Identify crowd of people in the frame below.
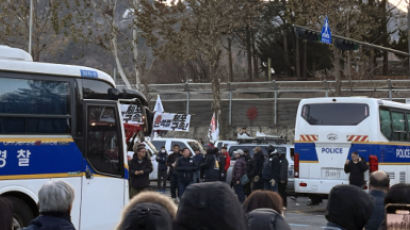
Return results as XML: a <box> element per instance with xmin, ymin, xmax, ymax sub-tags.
<box><xmin>128</xmin><ymin>142</ymin><xmax>289</xmax><ymax>207</ymax></box>
<box><xmin>1</xmin><ymin>144</ymin><xmax>409</xmax><ymax>230</ymax></box>
<box><xmin>1</xmin><ymin>176</ymin><xmax>408</xmax><ymax>230</ymax></box>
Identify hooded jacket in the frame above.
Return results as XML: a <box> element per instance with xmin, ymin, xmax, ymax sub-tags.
<box><xmin>156</xmin><ymin>151</ymin><xmax>168</xmax><ymax>172</ymax></box>
<box><xmin>247</xmin><ymin>208</ymin><xmax>291</xmax><ymax>230</ymax></box>
<box><xmin>262</xmin><ymin>153</ymin><xmax>280</xmax><ymax>182</ymax></box>
<box><xmin>116</xmin><ymin>191</ymin><xmax>177</xmax><ymax>230</ymax></box>
<box><xmin>175</xmin><ymin>182</ymin><xmax>247</xmax><ymax>230</ymax></box>
<box><xmin>23</xmin><ymin>212</ymin><xmax>75</xmax><ymax>230</ymax></box>
<box><xmin>326</xmin><ymin>185</ymin><xmax>374</xmax><ymax>230</ymax></box>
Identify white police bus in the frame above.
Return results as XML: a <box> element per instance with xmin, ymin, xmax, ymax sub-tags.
<box><xmin>294</xmin><ymin>97</ymin><xmax>410</xmax><ymax>200</ymax></box>
<box><xmin>0</xmin><ymin>46</ymin><xmax>151</xmax><ymax>229</ymax></box>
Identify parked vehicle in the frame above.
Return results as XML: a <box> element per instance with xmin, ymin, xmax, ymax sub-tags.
<box><xmin>151</xmin><ymin>137</ymin><xmax>205</xmax><ymax>154</ymax></box>
<box><xmin>214</xmin><ymin>140</ymin><xmax>239</xmax><ymax>150</ymax></box>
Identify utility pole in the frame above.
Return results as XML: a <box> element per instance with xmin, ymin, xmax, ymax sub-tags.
<box><xmin>408</xmin><ymin>2</ymin><xmax>410</xmax><ymax>74</ymax></box>
<box><xmin>28</xmin><ymin>0</ymin><xmax>33</xmax><ymax>55</ymax></box>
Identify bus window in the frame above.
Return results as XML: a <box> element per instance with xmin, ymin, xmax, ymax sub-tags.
<box><xmin>380</xmin><ymin>109</ymin><xmax>392</xmax><ymax>140</ymax></box>
<box><xmin>391</xmin><ymin>111</ymin><xmax>406</xmax><ymax>141</ymax></box>
<box><xmin>0</xmin><ymin>77</ymin><xmax>70</xmax><ymax>134</ymax></box>
<box><xmin>302</xmin><ymin>103</ymin><xmax>368</xmax><ymax>125</ymax></box>
<box><xmin>87</xmin><ymin>105</ymin><xmax>122</xmax><ymax>177</ymax></box>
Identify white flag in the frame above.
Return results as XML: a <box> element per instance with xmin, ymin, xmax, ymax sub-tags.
<box><xmin>208</xmin><ymin>113</ymin><xmax>219</xmax><ymax>143</ymax></box>
<box><xmin>153</xmin><ymin>95</ymin><xmax>164</xmax><ymax>113</ymax></box>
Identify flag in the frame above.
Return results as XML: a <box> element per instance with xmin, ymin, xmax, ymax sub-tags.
<box><xmin>153</xmin><ymin>95</ymin><xmax>164</xmax><ymax>113</ymax></box>
<box><xmin>208</xmin><ymin>113</ymin><xmax>219</xmax><ymax>143</ymax></box>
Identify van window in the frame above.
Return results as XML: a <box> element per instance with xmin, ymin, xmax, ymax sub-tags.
<box><xmin>152</xmin><ymin>141</ymin><xmax>166</xmax><ymax>151</ymax></box>
<box><xmin>171</xmin><ymin>141</ymin><xmax>187</xmax><ymax>151</ymax></box>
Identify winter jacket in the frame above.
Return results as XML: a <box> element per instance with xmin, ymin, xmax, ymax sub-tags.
<box><xmin>247</xmin><ymin>208</ymin><xmax>291</xmax><ymax>230</ymax></box>
<box><xmin>232</xmin><ymin>157</ymin><xmax>247</xmax><ymax>183</ymax></box>
<box><xmin>279</xmin><ymin>155</ymin><xmax>289</xmax><ymax>183</ymax></box>
<box><xmin>129</xmin><ymin>155</ymin><xmax>153</xmax><ymax>189</ymax></box>
<box><xmin>176</xmin><ymin>157</ymin><xmax>197</xmax><ymax>184</ymax></box>
<box><xmin>262</xmin><ymin>154</ymin><xmax>280</xmax><ymax>182</ymax></box>
<box><xmin>23</xmin><ymin>213</ymin><xmax>75</xmax><ymax>230</ymax></box>
<box><xmin>116</xmin><ymin>191</ymin><xmax>177</xmax><ymax>230</ymax></box>
<box><xmin>166</xmin><ymin>152</ymin><xmax>181</xmax><ymax>175</ymax></box>
<box><xmin>156</xmin><ymin>151</ymin><xmax>168</xmax><ymax>172</ymax></box>
<box><xmin>326</xmin><ymin>184</ymin><xmax>374</xmax><ymax>230</ymax></box>
<box><xmin>365</xmin><ymin>190</ymin><xmax>386</xmax><ymax>230</ymax></box>
<box><xmin>200</xmin><ymin>153</ymin><xmax>220</xmax><ymax>182</ymax></box>
<box><xmin>249</xmin><ymin>151</ymin><xmax>265</xmax><ymax>178</ymax></box>
<box><xmin>344</xmin><ymin>159</ymin><xmax>368</xmax><ymax>187</ymax></box>
<box><xmin>174</xmin><ymin>182</ymin><xmax>247</xmax><ymax>230</ymax></box>
<box><xmin>193</xmin><ymin>154</ymin><xmax>204</xmax><ymax>168</ymax></box>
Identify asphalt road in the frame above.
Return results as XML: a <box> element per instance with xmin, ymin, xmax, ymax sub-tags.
<box><xmin>149</xmin><ymin>182</ymin><xmax>328</xmax><ymax>229</ymax></box>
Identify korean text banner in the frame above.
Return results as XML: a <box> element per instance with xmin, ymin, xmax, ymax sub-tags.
<box><xmin>153</xmin><ymin>113</ymin><xmax>191</xmax><ymax>132</ymax></box>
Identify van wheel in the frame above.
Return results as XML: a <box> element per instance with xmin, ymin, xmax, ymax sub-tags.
<box><xmin>7</xmin><ymin>196</ymin><xmax>35</xmax><ymax>229</ymax></box>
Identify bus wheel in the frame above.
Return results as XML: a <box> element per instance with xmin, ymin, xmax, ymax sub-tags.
<box><xmin>7</xmin><ymin>196</ymin><xmax>35</xmax><ymax>229</ymax></box>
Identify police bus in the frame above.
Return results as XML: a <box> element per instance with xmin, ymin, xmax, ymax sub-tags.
<box><xmin>0</xmin><ymin>46</ymin><xmax>151</xmax><ymax>229</ymax></box>
<box><xmin>294</xmin><ymin>97</ymin><xmax>410</xmax><ymax>200</ymax></box>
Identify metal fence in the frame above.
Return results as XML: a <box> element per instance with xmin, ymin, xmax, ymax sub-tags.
<box><xmin>118</xmin><ymin>79</ymin><xmax>410</xmax><ymax>138</ymax></box>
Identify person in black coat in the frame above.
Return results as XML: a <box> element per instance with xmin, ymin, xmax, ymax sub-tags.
<box><xmin>262</xmin><ymin>146</ymin><xmax>280</xmax><ymax>192</ymax></box>
<box><xmin>192</xmin><ymin>149</ymin><xmax>204</xmax><ymax>183</ymax></box>
<box><xmin>0</xmin><ymin>197</ymin><xmax>13</xmax><ymax>230</ymax></box>
<box><xmin>365</xmin><ymin>171</ymin><xmax>390</xmax><ymax>230</ymax></box>
<box><xmin>278</xmin><ymin>151</ymin><xmax>289</xmax><ymax>208</ymax></box>
<box><xmin>249</xmin><ymin>147</ymin><xmax>265</xmax><ymax>191</ymax></box>
<box><xmin>166</xmin><ymin>144</ymin><xmax>181</xmax><ymax>199</ymax></box>
<box><xmin>129</xmin><ymin>144</ymin><xmax>153</xmax><ymax>197</ymax></box>
<box><xmin>156</xmin><ymin>146</ymin><xmax>168</xmax><ymax>192</ymax></box>
<box><xmin>200</xmin><ymin>148</ymin><xmax>220</xmax><ymax>182</ymax></box>
<box><xmin>175</xmin><ymin>148</ymin><xmax>197</xmax><ymax>198</ymax></box>
<box><xmin>344</xmin><ymin>152</ymin><xmax>368</xmax><ymax>187</ymax></box>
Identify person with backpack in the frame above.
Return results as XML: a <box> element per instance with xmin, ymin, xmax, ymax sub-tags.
<box><xmin>262</xmin><ymin>146</ymin><xmax>280</xmax><ymax>192</ymax></box>
<box><xmin>200</xmin><ymin>148</ymin><xmax>221</xmax><ymax>182</ymax></box>
<box><xmin>232</xmin><ymin>149</ymin><xmax>247</xmax><ymax>202</ymax></box>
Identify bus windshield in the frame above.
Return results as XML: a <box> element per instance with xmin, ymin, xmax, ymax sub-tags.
<box><xmin>302</xmin><ymin>103</ymin><xmax>369</xmax><ymax>126</ymax></box>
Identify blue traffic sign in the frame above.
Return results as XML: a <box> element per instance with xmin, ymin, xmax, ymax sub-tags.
<box><xmin>321</xmin><ymin>16</ymin><xmax>332</xmax><ymax>44</ymax></box>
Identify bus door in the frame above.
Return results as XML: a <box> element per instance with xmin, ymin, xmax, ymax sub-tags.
<box><xmin>80</xmin><ymin>100</ymin><xmax>125</xmax><ymax>230</ymax></box>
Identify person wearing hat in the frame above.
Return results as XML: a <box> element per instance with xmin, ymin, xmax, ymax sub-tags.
<box><xmin>129</xmin><ymin>143</ymin><xmax>153</xmax><ymax>197</ymax></box>
<box><xmin>262</xmin><ymin>146</ymin><xmax>281</xmax><ymax>192</ymax></box>
<box><xmin>116</xmin><ymin>191</ymin><xmax>177</xmax><ymax>230</ymax></box>
<box><xmin>232</xmin><ymin>149</ymin><xmax>247</xmax><ymax>202</ymax></box>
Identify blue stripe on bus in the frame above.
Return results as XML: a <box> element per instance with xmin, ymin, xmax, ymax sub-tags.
<box><xmin>0</xmin><ymin>142</ymin><xmax>130</xmax><ymax>178</ymax></box>
<box><xmin>295</xmin><ymin>142</ymin><xmax>410</xmax><ymax>163</ymax></box>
